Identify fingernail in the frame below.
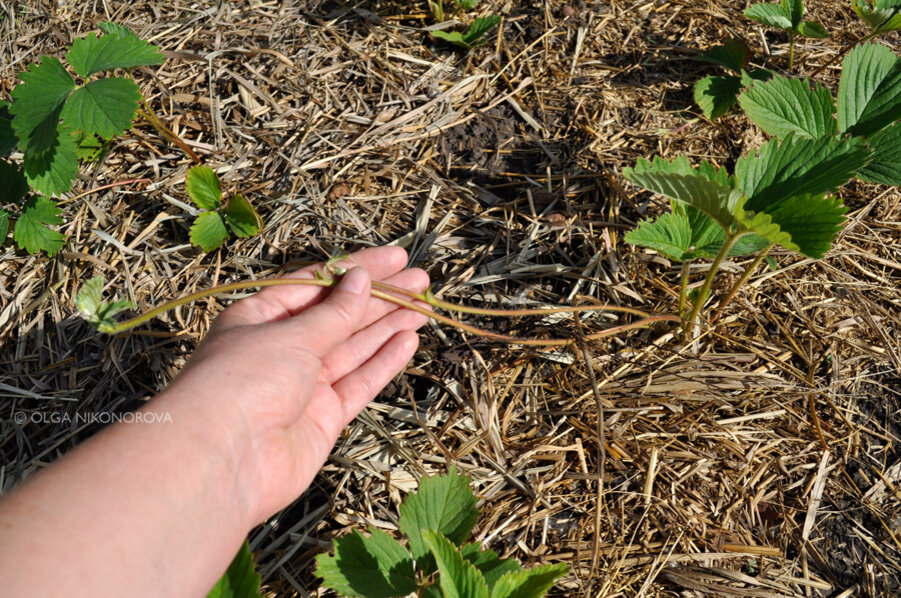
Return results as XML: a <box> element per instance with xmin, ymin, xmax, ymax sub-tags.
<box><xmin>340</xmin><ymin>267</ymin><xmax>368</xmax><ymax>295</ymax></box>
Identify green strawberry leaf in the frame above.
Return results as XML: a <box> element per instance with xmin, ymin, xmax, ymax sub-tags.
<box><xmin>625</xmin><ymin>212</ymin><xmax>695</xmax><ymax>261</ymax></box>
<box><xmin>463</xmin><ymin>16</ymin><xmax>501</xmax><ymax>45</ymax></box>
<box><xmin>75</xmin><ymin>133</ymin><xmax>105</xmax><ymax>162</ymax></box>
<box><xmin>186</xmin><ymin>165</ymin><xmax>222</xmax><ymax>210</ymax></box>
<box><xmin>672</xmin><ymin>202</ymin><xmax>731</xmax><ymax>258</ymax></box>
<box><xmin>423</xmin><ymin>530</ymin><xmax>489</xmax><ymax>598</ymax></box>
<box><xmin>735</xmin><ymin>135</ymin><xmax>871</xmax><ymax>213</ymax></box>
<box><xmin>190</xmin><ymin>211</ymin><xmax>229</xmax><ymax>252</ymax></box>
<box><xmin>0</xmin><ymin>209</ymin><xmax>9</xmax><ymax>243</ymax></box>
<box><xmin>314</xmin><ymin>528</ymin><xmax>417</xmax><ymax>598</ymax></box>
<box><xmin>223</xmin><ymin>194</ymin><xmax>261</xmax><ymax>238</ymax></box>
<box><xmin>0</xmin><ymin>101</ymin><xmax>16</xmax><ymax>156</ymax></box>
<box><xmin>98</xmin><ymin>22</ymin><xmax>139</xmax><ymax>37</ymax></box>
<box><xmin>23</xmin><ymin>126</ymin><xmax>79</xmax><ymax>196</ymax></box>
<box><xmin>694</xmin><ymin>75</ymin><xmax>741</xmax><ymax>120</ymax></box>
<box><xmin>489</xmin><ymin>563</ymin><xmax>569</xmax><ymax>598</ymax></box>
<box><xmin>738</xmin><ymin>75</ymin><xmax>837</xmax><ymax>139</ymax></box>
<box><xmin>744</xmin><ymin>3</ymin><xmax>793</xmax><ymax>30</ymax></box>
<box><xmin>858</xmin><ymin>120</ymin><xmax>901</xmax><ymax>186</ymax></box>
<box><xmin>782</xmin><ymin>0</ymin><xmax>804</xmax><ymax>28</ymax></box>
<box><xmin>624</xmin><ymin>155</ymin><xmax>734</xmax><ymax>187</ymax></box>
<box><xmin>797</xmin><ymin>20</ymin><xmax>829</xmax><ymax>37</ymax></box>
<box><xmin>622</xmin><ymin>160</ymin><xmax>743</xmax><ymax>233</ymax></box>
<box><xmin>695</xmin><ymin>38</ymin><xmax>751</xmax><ymax>72</ymax></box>
<box><xmin>61</xmin><ymin>77</ymin><xmax>142</xmax><ymax>139</ymax></box>
<box><xmin>431</xmin><ymin>30</ymin><xmax>472</xmax><ymax>48</ymax></box>
<box><xmin>837</xmin><ymin>43</ymin><xmax>901</xmax><ymax>137</ymax></box>
<box><xmin>10</xmin><ymin>56</ymin><xmax>75</xmax><ymax>156</ymax></box>
<box><xmin>206</xmin><ymin>541</ymin><xmax>262</xmax><ymax>598</ymax></box>
<box><xmin>66</xmin><ymin>31</ymin><xmax>165</xmax><ymax>79</ymax></box>
<box><xmin>398</xmin><ymin>467</ymin><xmax>479</xmax><ymax>564</ymax></box>
<box><xmin>14</xmin><ymin>195</ymin><xmax>65</xmax><ymax>255</ymax></box>
<box><xmin>0</xmin><ymin>160</ymin><xmax>29</xmax><ymax>204</ymax></box>
<box><xmin>740</xmin><ymin>68</ymin><xmax>775</xmax><ymax>87</ymax></box>
<box><xmin>852</xmin><ymin>0</ymin><xmax>901</xmax><ymax>33</ymax></box>
<box><xmin>736</xmin><ymin>193</ymin><xmax>847</xmax><ymax>258</ymax></box>
<box><xmin>460</xmin><ymin>543</ymin><xmax>522</xmax><ymax>592</ymax></box>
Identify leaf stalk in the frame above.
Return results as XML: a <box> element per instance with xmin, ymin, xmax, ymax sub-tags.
<box><xmin>138</xmin><ymin>97</ymin><xmax>202</xmax><ymax>164</ymax></box>
<box><xmin>711</xmin><ymin>245</ymin><xmax>773</xmax><ymax>323</ymax></box>
<box><xmin>682</xmin><ymin>233</ymin><xmax>743</xmax><ymax>337</ymax></box>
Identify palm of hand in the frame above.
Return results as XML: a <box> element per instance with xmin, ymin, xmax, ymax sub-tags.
<box><xmin>166</xmin><ymin>247</ymin><xmax>429</xmax><ymax>522</ymax></box>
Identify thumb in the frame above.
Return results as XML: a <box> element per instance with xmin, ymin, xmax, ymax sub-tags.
<box><xmin>278</xmin><ymin>266</ymin><xmax>372</xmax><ymax>355</ymax></box>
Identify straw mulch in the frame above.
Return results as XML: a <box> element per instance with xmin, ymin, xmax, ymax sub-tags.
<box><xmin>2</xmin><ymin>0</ymin><xmax>900</xmax><ymax>596</ymax></box>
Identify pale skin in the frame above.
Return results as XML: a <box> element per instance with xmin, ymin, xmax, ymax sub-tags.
<box><xmin>0</xmin><ymin>246</ymin><xmax>430</xmax><ymax>597</ymax></box>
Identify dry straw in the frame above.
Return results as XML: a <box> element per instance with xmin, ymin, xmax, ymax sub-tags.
<box><xmin>1</xmin><ymin>0</ymin><xmax>900</xmax><ymax>595</ymax></box>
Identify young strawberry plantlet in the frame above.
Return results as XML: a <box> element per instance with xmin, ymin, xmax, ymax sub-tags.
<box><xmin>315</xmin><ymin>467</ymin><xmax>568</xmax><ymax>598</ymax></box>
<box><xmin>624</xmin><ymin>134</ymin><xmax>870</xmax><ymax>336</ymax></box>
<box><xmin>8</xmin><ymin>23</ymin><xmax>165</xmax><ymax>197</ymax></box>
<box><xmin>428</xmin><ymin>0</ymin><xmax>501</xmax><ymax>49</ymax></box>
<box><xmin>852</xmin><ymin>0</ymin><xmax>901</xmax><ymax>35</ymax></box>
<box><xmin>185</xmin><ymin>165</ymin><xmax>262</xmax><ymax>252</ymax></box>
<box><xmin>744</xmin><ymin>0</ymin><xmax>828</xmax><ymax>70</ymax></box>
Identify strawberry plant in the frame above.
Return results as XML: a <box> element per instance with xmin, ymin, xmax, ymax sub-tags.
<box><xmin>8</xmin><ymin>22</ymin><xmax>164</xmax><ymax>197</ymax></box>
<box><xmin>629</xmin><ymin>42</ymin><xmax>901</xmax><ymax>335</ymax></box>
<box><xmin>624</xmin><ymin>137</ymin><xmax>865</xmax><ymax>335</ymax></box>
<box><xmin>185</xmin><ymin>166</ymin><xmax>262</xmax><ymax>252</ymax></box>
<box><xmin>696</xmin><ymin>2</ymin><xmax>901</xmax><ymax>122</ymax></box>
<box><xmin>1</xmin><ymin>23</ymin><xmax>257</xmax><ymax>256</ymax></box>
<box><xmin>744</xmin><ymin>0</ymin><xmax>828</xmax><ymax>70</ymax></box>
<box><xmin>852</xmin><ymin>0</ymin><xmax>901</xmax><ymax>35</ymax></box>
<box><xmin>428</xmin><ymin>0</ymin><xmax>501</xmax><ymax>49</ymax></box>
<box><xmin>315</xmin><ymin>467</ymin><xmax>568</xmax><ymax>598</ymax></box>
<box><xmin>0</xmin><ymin>23</ymin><xmax>168</xmax><ymax>255</ymax></box>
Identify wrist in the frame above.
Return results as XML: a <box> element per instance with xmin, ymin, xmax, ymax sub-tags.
<box><xmin>146</xmin><ymin>386</ymin><xmax>258</xmax><ymax>529</ymax></box>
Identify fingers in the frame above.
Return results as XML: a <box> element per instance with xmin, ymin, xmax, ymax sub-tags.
<box><xmin>214</xmin><ymin>246</ymin><xmax>414</xmax><ymax>330</ymax></box>
<box><xmin>320</xmin><ymin>305</ymin><xmax>429</xmax><ymax>383</ymax></box>
<box><xmin>358</xmin><ymin>268</ymin><xmax>430</xmax><ymax>329</ymax></box>
<box><xmin>274</xmin><ymin>267</ymin><xmax>372</xmax><ymax>355</ymax></box>
<box><xmin>331</xmin><ymin>330</ymin><xmax>420</xmax><ymax>427</ymax></box>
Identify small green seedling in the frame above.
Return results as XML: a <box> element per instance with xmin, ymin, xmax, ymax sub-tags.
<box><xmin>852</xmin><ymin>0</ymin><xmax>901</xmax><ymax>35</ymax></box>
<box><xmin>315</xmin><ymin>467</ymin><xmax>569</xmax><ymax>598</ymax></box>
<box><xmin>431</xmin><ymin>16</ymin><xmax>501</xmax><ymax>49</ymax></box>
<box><xmin>693</xmin><ymin>38</ymin><xmax>773</xmax><ymax>120</ymax></box>
<box><xmin>744</xmin><ymin>0</ymin><xmax>828</xmax><ymax>70</ymax></box>
<box><xmin>428</xmin><ymin>0</ymin><xmax>501</xmax><ymax>49</ymax></box>
<box><xmin>186</xmin><ymin>165</ymin><xmax>262</xmax><ymax>252</ymax></box>
<box><xmin>207</xmin><ymin>541</ymin><xmax>262</xmax><ymax>598</ymax></box>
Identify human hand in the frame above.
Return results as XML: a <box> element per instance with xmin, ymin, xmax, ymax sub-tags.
<box><xmin>156</xmin><ymin>246</ymin><xmax>430</xmax><ymax>525</ymax></box>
